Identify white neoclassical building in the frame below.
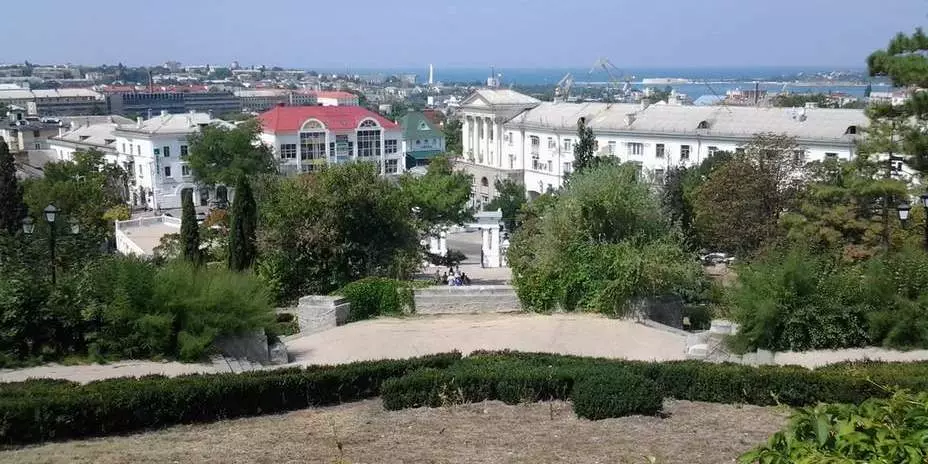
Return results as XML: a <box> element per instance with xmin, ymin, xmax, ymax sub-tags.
<box><xmin>258</xmin><ymin>105</ymin><xmax>405</xmax><ymax>176</ymax></box>
<box><xmin>458</xmin><ymin>89</ymin><xmax>868</xmax><ymax>200</ymax></box>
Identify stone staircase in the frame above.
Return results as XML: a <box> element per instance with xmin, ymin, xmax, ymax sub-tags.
<box><xmin>210</xmin><ymin>355</ymin><xmax>266</xmax><ymax>374</ymax></box>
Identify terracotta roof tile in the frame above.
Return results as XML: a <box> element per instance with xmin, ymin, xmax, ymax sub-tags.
<box><xmin>258</xmin><ymin>105</ymin><xmax>398</xmax><ymax>133</ymax></box>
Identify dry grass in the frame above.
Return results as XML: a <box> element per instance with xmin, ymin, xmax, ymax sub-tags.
<box><xmin>0</xmin><ymin>399</ymin><xmax>788</xmax><ymax>464</ymax></box>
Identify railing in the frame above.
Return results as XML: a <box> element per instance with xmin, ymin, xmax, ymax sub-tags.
<box><xmin>114</xmin><ymin>215</ymin><xmax>181</xmax><ymax>232</ymax></box>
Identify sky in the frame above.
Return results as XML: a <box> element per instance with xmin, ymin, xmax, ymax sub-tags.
<box><xmin>7</xmin><ymin>0</ymin><xmax>928</xmax><ymax>69</ymax></box>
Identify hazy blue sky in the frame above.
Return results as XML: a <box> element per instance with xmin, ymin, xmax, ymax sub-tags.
<box><xmin>7</xmin><ymin>0</ymin><xmax>927</xmax><ymax>69</ymax></box>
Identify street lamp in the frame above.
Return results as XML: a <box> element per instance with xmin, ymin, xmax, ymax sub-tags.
<box><xmin>921</xmin><ymin>192</ymin><xmax>928</xmax><ymax>251</ymax></box>
<box><xmin>22</xmin><ymin>204</ymin><xmax>79</xmax><ymax>285</ymax></box>
<box><xmin>897</xmin><ymin>202</ymin><xmax>911</xmax><ymax>228</ymax></box>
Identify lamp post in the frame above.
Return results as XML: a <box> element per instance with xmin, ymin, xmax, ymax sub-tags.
<box><xmin>22</xmin><ymin>205</ymin><xmax>79</xmax><ymax>285</ymax></box>
<box><xmin>921</xmin><ymin>193</ymin><xmax>928</xmax><ymax>252</ymax></box>
<box><xmin>897</xmin><ymin>202</ymin><xmax>912</xmax><ymax>229</ymax></box>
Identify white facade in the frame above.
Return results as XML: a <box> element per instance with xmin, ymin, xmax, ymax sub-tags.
<box><xmin>314</xmin><ymin>91</ymin><xmax>360</xmax><ymax>107</ymax></box>
<box><xmin>460</xmin><ymin>90</ymin><xmax>867</xmax><ymax>197</ymax></box>
<box><xmin>259</xmin><ymin>106</ymin><xmax>405</xmax><ymax>176</ymax></box>
<box><xmin>113</xmin><ymin>111</ymin><xmax>231</xmax><ymax>210</ymax></box>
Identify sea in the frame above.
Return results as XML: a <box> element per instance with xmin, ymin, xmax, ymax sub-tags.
<box><xmin>324</xmin><ymin>66</ymin><xmax>884</xmax><ymax>99</ymax></box>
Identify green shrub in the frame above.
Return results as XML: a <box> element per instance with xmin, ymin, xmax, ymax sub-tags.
<box><xmin>572</xmin><ymin>371</ymin><xmax>663</xmax><ymax>420</ymax></box>
<box><xmin>0</xmin><ymin>352</ymin><xmax>461</xmax><ymax>445</ymax></box>
<box><xmin>335</xmin><ymin>277</ymin><xmax>413</xmax><ymax>322</ymax></box>
<box><xmin>740</xmin><ymin>389</ymin><xmax>928</xmax><ymax>463</ymax></box>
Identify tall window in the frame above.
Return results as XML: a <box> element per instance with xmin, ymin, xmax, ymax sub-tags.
<box><xmin>530</xmin><ymin>136</ymin><xmax>540</xmax><ymax>155</ymax></box>
<box><xmin>563</xmin><ymin>138</ymin><xmax>572</xmax><ymax>151</ymax></box>
<box><xmin>656</xmin><ymin>143</ymin><xmax>665</xmax><ymax>158</ymax></box>
<box><xmin>627</xmin><ymin>142</ymin><xmax>643</xmax><ymax>156</ymax></box>
<box><xmin>385</xmin><ymin>139</ymin><xmax>398</xmax><ymax>154</ymax></box>
<box><xmin>182</xmin><ymin>164</ymin><xmax>191</xmax><ymax>176</ymax></box>
<box><xmin>385</xmin><ymin>159</ymin><xmax>399</xmax><ymax>174</ymax></box>
<box><xmin>607</xmin><ymin>141</ymin><xmax>616</xmax><ymax>155</ymax></box>
<box><xmin>708</xmin><ymin>146</ymin><xmax>718</xmax><ymax>157</ymax></box>
<box><xmin>163</xmin><ymin>146</ymin><xmax>171</xmax><ymax>157</ymax></box>
<box><xmin>357</xmin><ymin>127</ymin><xmax>381</xmax><ymax>158</ymax></box>
<box><xmin>300</xmin><ymin>132</ymin><xmax>326</xmax><ymax>161</ymax></box>
<box><xmin>680</xmin><ymin>145</ymin><xmax>691</xmax><ymax>160</ymax></box>
<box><xmin>334</xmin><ymin>134</ymin><xmax>351</xmax><ymax>157</ymax></box>
<box><xmin>280</xmin><ymin>143</ymin><xmax>297</xmax><ymax>159</ymax></box>
<box><xmin>507</xmin><ymin>132</ymin><xmax>514</xmax><ymax>146</ymax></box>
<box><xmin>654</xmin><ymin>168</ymin><xmax>665</xmax><ymax>184</ymax></box>
<box><xmin>547</xmin><ymin>137</ymin><xmax>556</xmax><ymax>149</ymax></box>
<box><xmin>163</xmin><ymin>166</ymin><xmax>171</xmax><ymax>177</ymax></box>
<box><xmin>180</xmin><ymin>145</ymin><xmax>188</xmax><ymax>158</ymax></box>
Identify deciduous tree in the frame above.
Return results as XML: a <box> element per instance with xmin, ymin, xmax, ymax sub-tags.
<box><xmin>442</xmin><ymin>118</ymin><xmax>463</xmax><ymax>155</ymax></box>
<box><xmin>485</xmin><ymin>179</ymin><xmax>526</xmax><ymax>232</ymax></box>
<box><xmin>399</xmin><ymin>156</ymin><xmax>472</xmax><ymax>235</ymax></box>
<box><xmin>186</xmin><ymin>119</ymin><xmax>275</xmax><ymax>185</ymax></box>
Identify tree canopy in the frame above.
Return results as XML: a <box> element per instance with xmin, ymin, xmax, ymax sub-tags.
<box><xmin>0</xmin><ymin>138</ymin><xmax>23</xmax><ymax>235</ymax></box>
<box><xmin>485</xmin><ymin>178</ymin><xmax>526</xmax><ymax>232</ymax></box>
<box><xmin>186</xmin><ymin>119</ymin><xmax>276</xmax><ymax>185</ymax></box>
<box><xmin>508</xmin><ymin>162</ymin><xmax>702</xmax><ymax>314</ymax></box>
<box><xmin>442</xmin><ymin>118</ymin><xmax>463</xmax><ymax>155</ymax></box>
<box><xmin>399</xmin><ymin>156</ymin><xmax>473</xmax><ymax>234</ymax></box>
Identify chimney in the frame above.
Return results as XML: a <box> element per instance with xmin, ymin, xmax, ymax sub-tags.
<box><xmin>161</xmin><ymin>110</ymin><xmax>169</xmax><ymax>118</ymax></box>
<box><xmin>136</xmin><ymin>116</ymin><xmax>143</xmax><ymax>128</ymax></box>
<box><xmin>624</xmin><ymin>113</ymin><xmax>636</xmax><ymax>126</ymax></box>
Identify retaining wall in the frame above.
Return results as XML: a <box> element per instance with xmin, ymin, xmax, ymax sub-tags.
<box><xmin>413</xmin><ymin>285</ymin><xmax>522</xmax><ymax>315</ymax></box>
<box><xmin>296</xmin><ymin>296</ymin><xmax>351</xmax><ymax>335</ymax></box>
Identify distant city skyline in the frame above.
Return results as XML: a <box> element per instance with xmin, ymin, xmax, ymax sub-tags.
<box><xmin>5</xmin><ymin>0</ymin><xmax>927</xmax><ymax>69</ymax></box>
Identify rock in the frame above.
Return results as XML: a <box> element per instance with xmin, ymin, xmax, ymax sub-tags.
<box><xmin>269</xmin><ymin>341</ymin><xmax>289</xmax><ymax>365</ymax></box>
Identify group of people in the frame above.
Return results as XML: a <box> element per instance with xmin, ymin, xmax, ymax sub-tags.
<box><xmin>435</xmin><ymin>269</ymin><xmax>472</xmax><ymax>286</ymax></box>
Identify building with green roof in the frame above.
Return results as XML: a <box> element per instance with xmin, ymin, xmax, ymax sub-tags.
<box><xmin>400</xmin><ymin>111</ymin><xmax>446</xmax><ymax>168</ymax></box>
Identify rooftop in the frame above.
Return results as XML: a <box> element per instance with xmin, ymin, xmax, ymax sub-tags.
<box><xmin>312</xmin><ymin>91</ymin><xmax>359</xmax><ymax>100</ymax></box>
<box><xmin>259</xmin><ymin>105</ymin><xmax>398</xmax><ymax>133</ymax></box>
<box><xmin>51</xmin><ymin>122</ymin><xmax>119</xmax><ymax>150</ymax></box>
<box><xmin>463</xmin><ymin>89</ymin><xmax>541</xmax><ymax>107</ymax></box>
<box><xmin>400</xmin><ymin>111</ymin><xmax>442</xmax><ymax>140</ymax></box>
<box><xmin>115</xmin><ymin>111</ymin><xmax>230</xmax><ymax>136</ymax></box>
<box><xmin>509</xmin><ymin>100</ymin><xmax>867</xmax><ymax>142</ymax></box>
<box><xmin>0</xmin><ymin>88</ymin><xmax>103</xmax><ymax>100</ymax></box>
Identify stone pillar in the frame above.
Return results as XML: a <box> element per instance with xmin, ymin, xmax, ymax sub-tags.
<box><xmin>484</xmin><ymin>117</ymin><xmax>492</xmax><ymax>165</ymax></box>
<box><xmin>488</xmin><ymin>226</ymin><xmax>501</xmax><ymax>268</ymax></box>
<box><xmin>482</xmin><ymin>228</ymin><xmax>490</xmax><ymax>266</ymax></box>
<box><xmin>462</xmin><ymin>117</ymin><xmax>470</xmax><ymax>157</ymax></box>
<box><xmin>438</xmin><ymin>230</ymin><xmax>448</xmax><ymax>256</ymax></box>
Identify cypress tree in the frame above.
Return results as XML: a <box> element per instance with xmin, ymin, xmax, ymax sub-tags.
<box><xmin>180</xmin><ymin>190</ymin><xmax>201</xmax><ymax>265</ymax></box>
<box><xmin>0</xmin><ymin>138</ymin><xmax>24</xmax><ymax>234</ymax></box>
<box><xmin>228</xmin><ymin>176</ymin><xmax>257</xmax><ymax>271</ymax></box>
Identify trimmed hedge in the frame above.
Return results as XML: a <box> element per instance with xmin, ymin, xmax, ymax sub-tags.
<box><xmin>0</xmin><ymin>352</ymin><xmax>461</xmax><ymax>446</ymax></box>
<box><xmin>382</xmin><ymin>351</ymin><xmax>928</xmax><ymax>414</ymax></box>
<box><xmin>572</xmin><ymin>371</ymin><xmax>663</xmax><ymax>420</ymax></box>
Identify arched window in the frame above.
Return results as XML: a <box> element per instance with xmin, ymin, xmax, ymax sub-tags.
<box><xmin>845</xmin><ymin>125</ymin><xmax>858</xmax><ymax>135</ymax></box>
<box><xmin>697</xmin><ymin>120</ymin><xmax>710</xmax><ymax>129</ymax></box>
<box><xmin>481</xmin><ymin>177</ymin><xmax>489</xmax><ymax>187</ymax></box>
<box><xmin>359</xmin><ymin>119</ymin><xmax>379</xmax><ymax>128</ymax></box>
<box><xmin>301</xmin><ymin>119</ymin><xmax>325</xmax><ymax>131</ymax></box>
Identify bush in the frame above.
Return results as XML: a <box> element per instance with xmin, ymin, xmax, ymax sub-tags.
<box><xmin>728</xmin><ymin>245</ymin><xmax>928</xmax><ymax>352</ymax></box>
<box><xmin>0</xmin><ymin>352</ymin><xmax>461</xmax><ymax>445</ymax></box>
<box><xmin>572</xmin><ymin>371</ymin><xmax>663</xmax><ymax>420</ymax></box>
<box><xmin>335</xmin><ymin>277</ymin><xmax>413</xmax><ymax>322</ymax></box>
<box><xmin>740</xmin><ymin>389</ymin><xmax>928</xmax><ymax>463</ymax></box>
<box><xmin>508</xmin><ymin>162</ymin><xmax>704</xmax><ymax>314</ymax></box>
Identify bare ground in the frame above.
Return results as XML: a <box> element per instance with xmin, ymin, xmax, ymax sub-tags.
<box><xmin>0</xmin><ymin>399</ymin><xmax>788</xmax><ymax>464</ymax></box>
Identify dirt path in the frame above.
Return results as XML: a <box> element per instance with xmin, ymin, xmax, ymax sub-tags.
<box><xmin>0</xmin><ymin>399</ymin><xmax>788</xmax><ymax>464</ymax></box>
<box><xmin>0</xmin><ymin>313</ymin><xmax>688</xmax><ymax>383</ymax></box>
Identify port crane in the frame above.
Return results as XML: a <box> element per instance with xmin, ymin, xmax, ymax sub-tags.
<box><xmin>554</xmin><ymin>73</ymin><xmax>573</xmax><ymax>102</ymax></box>
<box><xmin>589</xmin><ymin>57</ymin><xmax>634</xmax><ymax>101</ymax></box>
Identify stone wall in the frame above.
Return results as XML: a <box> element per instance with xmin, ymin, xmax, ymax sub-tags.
<box><xmin>414</xmin><ymin>285</ymin><xmax>522</xmax><ymax>315</ymax></box>
<box><xmin>296</xmin><ymin>296</ymin><xmax>351</xmax><ymax>335</ymax></box>
<box><xmin>213</xmin><ymin>329</ymin><xmax>270</xmax><ymax>364</ymax></box>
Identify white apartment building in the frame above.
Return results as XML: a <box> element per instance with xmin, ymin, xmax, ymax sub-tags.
<box><xmin>313</xmin><ymin>91</ymin><xmax>360</xmax><ymax>107</ymax></box>
<box><xmin>459</xmin><ymin>89</ymin><xmax>867</xmax><ymax>200</ymax></box>
<box><xmin>258</xmin><ymin>105</ymin><xmax>405</xmax><ymax>176</ymax></box>
<box><xmin>48</xmin><ymin>115</ymin><xmax>135</xmax><ymax>161</ymax></box>
<box><xmin>115</xmin><ymin>111</ymin><xmax>232</xmax><ymax>210</ymax></box>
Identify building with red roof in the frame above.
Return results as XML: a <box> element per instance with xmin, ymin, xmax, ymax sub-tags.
<box><xmin>258</xmin><ymin>105</ymin><xmax>404</xmax><ymax>175</ymax></box>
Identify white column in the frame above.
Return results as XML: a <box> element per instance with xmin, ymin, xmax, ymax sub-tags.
<box><xmin>482</xmin><ymin>228</ymin><xmax>490</xmax><ymax>266</ymax></box>
<box><xmin>438</xmin><ymin>230</ymin><xmax>448</xmax><ymax>256</ymax></box>
<box><xmin>462</xmin><ymin>116</ymin><xmax>470</xmax><ymax>157</ymax></box>
<box><xmin>489</xmin><ymin>226</ymin><xmax>501</xmax><ymax>267</ymax></box>
<box><xmin>484</xmin><ymin>117</ymin><xmax>492</xmax><ymax>165</ymax></box>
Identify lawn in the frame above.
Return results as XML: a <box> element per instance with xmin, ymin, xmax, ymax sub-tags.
<box><xmin>0</xmin><ymin>398</ymin><xmax>787</xmax><ymax>464</ymax></box>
